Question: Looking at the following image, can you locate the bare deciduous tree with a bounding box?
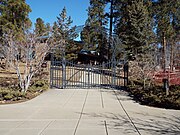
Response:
[129,46,158,89]
[1,29,63,93]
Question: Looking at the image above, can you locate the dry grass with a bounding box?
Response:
[0,61,50,87]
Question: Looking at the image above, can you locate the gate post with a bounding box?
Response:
[50,59,53,88]
[111,59,116,88]
[62,57,66,89]
[124,62,129,87]
[50,53,54,88]
[88,64,90,89]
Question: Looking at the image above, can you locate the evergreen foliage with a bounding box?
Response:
[81,0,108,57]
[0,0,32,38]
[52,7,78,60]
[114,0,154,55]
[34,18,47,36]
[153,0,180,41]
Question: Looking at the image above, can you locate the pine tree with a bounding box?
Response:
[52,22,59,40]
[102,0,120,38]
[0,0,32,35]
[55,7,77,40]
[0,0,32,69]
[80,25,92,50]
[154,0,179,41]
[153,0,180,71]
[115,0,154,55]
[34,18,47,36]
[103,0,124,59]
[81,0,108,57]
[53,7,78,60]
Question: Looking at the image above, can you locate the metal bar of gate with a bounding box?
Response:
[71,62,72,88]
[84,65,86,88]
[50,61,52,88]
[57,64,59,88]
[55,61,57,87]
[82,65,84,88]
[90,66,92,88]
[81,65,82,88]
[85,65,86,88]
[88,65,90,89]
[69,62,70,88]
[100,64,102,88]
[50,58,126,89]
[50,61,54,88]
[72,62,74,88]
[80,65,83,88]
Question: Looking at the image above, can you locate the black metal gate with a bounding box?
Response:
[50,59,128,89]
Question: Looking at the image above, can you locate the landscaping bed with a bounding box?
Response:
[0,68,50,104]
[0,79,49,104]
[128,80,180,110]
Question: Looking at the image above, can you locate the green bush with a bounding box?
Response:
[0,88,25,101]
[128,81,180,109]
[4,93,14,100]
[29,80,49,92]
[0,80,49,102]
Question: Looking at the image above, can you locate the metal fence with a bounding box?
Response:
[50,59,128,89]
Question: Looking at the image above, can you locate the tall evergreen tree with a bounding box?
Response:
[115,0,154,55]
[0,0,32,35]
[0,0,7,38]
[34,18,47,36]
[103,0,120,38]
[153,0,179,42]
[53,7,78,60]
[45,23,51,35]
[80,25,91,50]
[81,0,108,57]
[153,0,180,70]
[55,7,77,41]
[103,0,124,59]
[52,22,59,40]
[0,0,32,69]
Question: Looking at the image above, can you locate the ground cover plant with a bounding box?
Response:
[0,79,49,104]
[0,67,49,104]
[128,80,180,110]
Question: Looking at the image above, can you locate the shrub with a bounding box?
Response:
[0,79,49,102]
[4,93,14,100]
[128,80,180,110]
[29,80,49,92]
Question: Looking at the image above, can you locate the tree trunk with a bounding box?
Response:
[20,78,31,93]
[108,0,113,59]
[163,35,169,96]
[5,56,10,69]
[163,36,166,72]
[170,40,174,71]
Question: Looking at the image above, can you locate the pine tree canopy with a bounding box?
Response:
[35,18,47,36]
[115,0,154,55]
[81,0,108,57]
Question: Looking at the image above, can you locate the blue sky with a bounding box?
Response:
[26,0,90,28]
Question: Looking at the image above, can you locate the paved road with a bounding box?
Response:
[0,89,179,135]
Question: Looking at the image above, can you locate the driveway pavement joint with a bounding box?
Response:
[0,89,179,135]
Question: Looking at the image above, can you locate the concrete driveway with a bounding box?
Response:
[0,89,179,135]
